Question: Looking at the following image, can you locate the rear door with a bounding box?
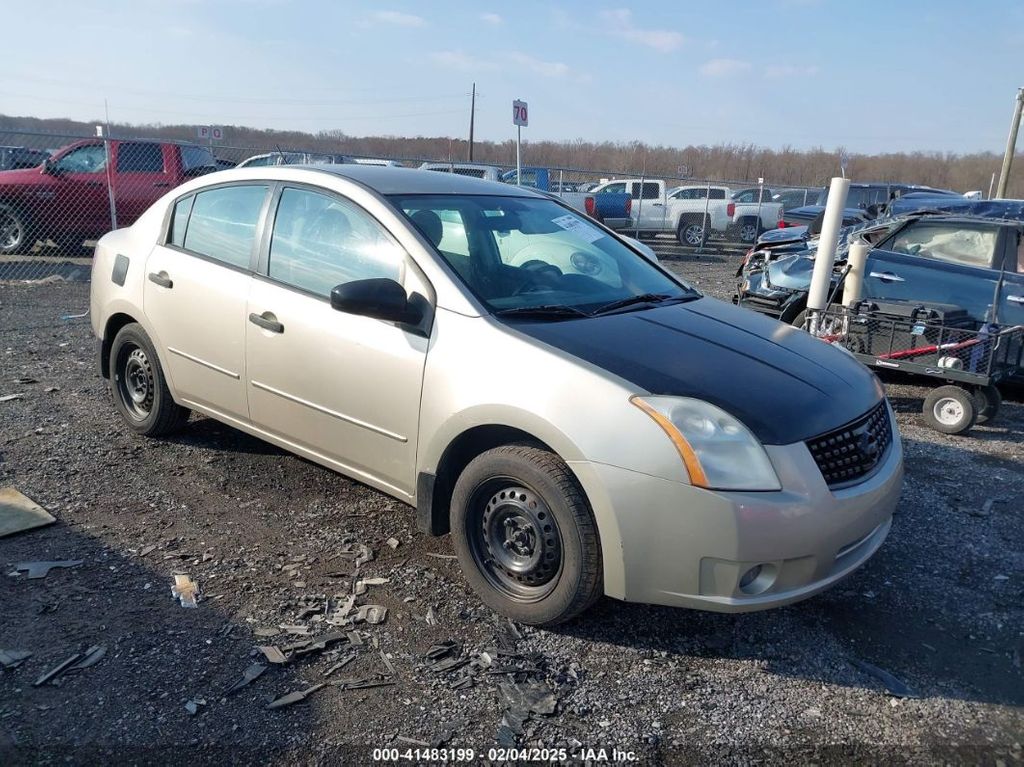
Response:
[113,142,174,226]
[144,183,270,423]
[629,181,665,230]
[863,220,1006,321]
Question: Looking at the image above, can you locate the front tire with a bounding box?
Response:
[110,323,189,436]
[450,444,602,626]
[922,385,975,435]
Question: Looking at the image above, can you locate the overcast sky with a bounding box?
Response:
[4,0,1023,154]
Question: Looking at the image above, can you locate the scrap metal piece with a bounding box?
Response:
[0,394,24,403]
[425,606,438,626]
[386,538,401,550]
[253,628,281,638]
[225,663,267,694]
[0,488,57,539]
[33,653,83,687]
[379,650,396,676]
[354,605,387,625]
[0,650,32,669]
[849,659,919,699]
[360,577,389,586]
[425,641,459,661]
[256,645,289,665]
[12,560,83,580]
[267,682,325,710]
[294,632,347,657]
[171,574,200,607]
[70,645,106,670]
[323,653,357,678]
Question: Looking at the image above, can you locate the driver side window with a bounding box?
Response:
[53,145,107,174]
[268,187,405,297]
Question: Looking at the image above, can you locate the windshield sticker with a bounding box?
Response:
[552,214,604,243]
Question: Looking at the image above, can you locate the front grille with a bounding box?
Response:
[806,401,892,488]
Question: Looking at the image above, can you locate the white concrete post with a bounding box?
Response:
[807,177,850,333]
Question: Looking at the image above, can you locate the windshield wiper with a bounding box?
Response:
[493,304,590,320]
[591,292,695,316]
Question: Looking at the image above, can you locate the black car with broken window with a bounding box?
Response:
[734,211,1024,334]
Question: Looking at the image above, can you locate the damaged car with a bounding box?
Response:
[735,213,1024,332]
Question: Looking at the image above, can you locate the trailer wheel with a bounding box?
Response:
[922,386,976,435]
[972,385,1001,424]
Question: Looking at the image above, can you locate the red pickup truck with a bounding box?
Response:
[0,139,217,254]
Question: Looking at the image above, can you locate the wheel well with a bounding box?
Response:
[677,213,707,228]
[417,425,553,536]
[100,313,138,378]
[780,297,807,324]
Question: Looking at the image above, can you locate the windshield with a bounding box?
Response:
[391,194,697,315]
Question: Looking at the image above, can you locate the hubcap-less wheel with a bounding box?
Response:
[469,482,563,602]
[118,347,155,421]
[932,396,965,427]
[683,223,704,246]
[0,210,25,251]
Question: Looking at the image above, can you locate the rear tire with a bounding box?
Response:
[922,385,975,435]
[450,444,602,626]
[677,216,708,247]
[973,385,1001,424]
[0,205,38,255]
[110,323,189,437]
[737,217,761,244]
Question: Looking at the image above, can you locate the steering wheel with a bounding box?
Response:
[511,259,563,296]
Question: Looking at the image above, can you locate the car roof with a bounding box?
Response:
[295,164,538,196]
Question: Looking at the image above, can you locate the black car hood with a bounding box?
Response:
[515,297,882,445]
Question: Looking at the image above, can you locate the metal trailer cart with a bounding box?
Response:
[813,304,1024,435]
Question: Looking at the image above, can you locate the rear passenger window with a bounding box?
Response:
[117,143,164,173]
[169,195,194,247]
[268,187,405,297]
[181,185,268,269]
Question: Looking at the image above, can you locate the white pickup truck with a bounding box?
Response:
[600,180,739,246]
[726,186,785,243]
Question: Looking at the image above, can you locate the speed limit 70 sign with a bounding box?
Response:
[512,100,528,127]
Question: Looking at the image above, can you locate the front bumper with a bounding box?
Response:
[570,411,903,612]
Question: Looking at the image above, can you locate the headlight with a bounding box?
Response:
[631,396,781,491]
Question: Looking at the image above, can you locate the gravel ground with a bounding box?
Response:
[0,244,1021,765]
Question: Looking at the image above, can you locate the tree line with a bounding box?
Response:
[0,113,1018,196]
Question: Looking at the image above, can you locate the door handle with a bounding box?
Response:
[148,271,173,289]
[651,203,664,207]
[1007,295,1024,304]
[249,312,284,334]
[153,182,171,188]
[869,271,905,283]
[85,181,105,188]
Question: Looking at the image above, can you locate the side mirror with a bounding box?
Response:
[330,278,422,325]
[41,157,55,175]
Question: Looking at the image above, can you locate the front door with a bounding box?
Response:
[245,186,429,497]
[46,142,112,237]
[144,183,269,423]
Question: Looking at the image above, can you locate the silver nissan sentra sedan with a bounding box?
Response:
[90,166,903,626]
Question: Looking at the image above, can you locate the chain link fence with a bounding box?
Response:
[0,127,821,285]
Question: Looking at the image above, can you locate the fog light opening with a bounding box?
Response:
[738,563,777,595]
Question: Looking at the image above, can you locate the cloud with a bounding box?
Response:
[430,49,574,79]
[699,58,751,77]
[505,52,570,78]
[372,10,426,27]
[429,50,494,72]
[764,63,820,78]
[480,12,503,25]
[598,10,683,53]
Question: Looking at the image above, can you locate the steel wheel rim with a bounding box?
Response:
[0,211,23,250]
[933,397,964,426]
[467,479,563,602]
[117,346,155,420]
[684,224,704,246]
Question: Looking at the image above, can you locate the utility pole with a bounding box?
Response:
[995,87,1024,199]
[468,82,476,162]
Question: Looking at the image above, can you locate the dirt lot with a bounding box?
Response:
[0,243,1021,765]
